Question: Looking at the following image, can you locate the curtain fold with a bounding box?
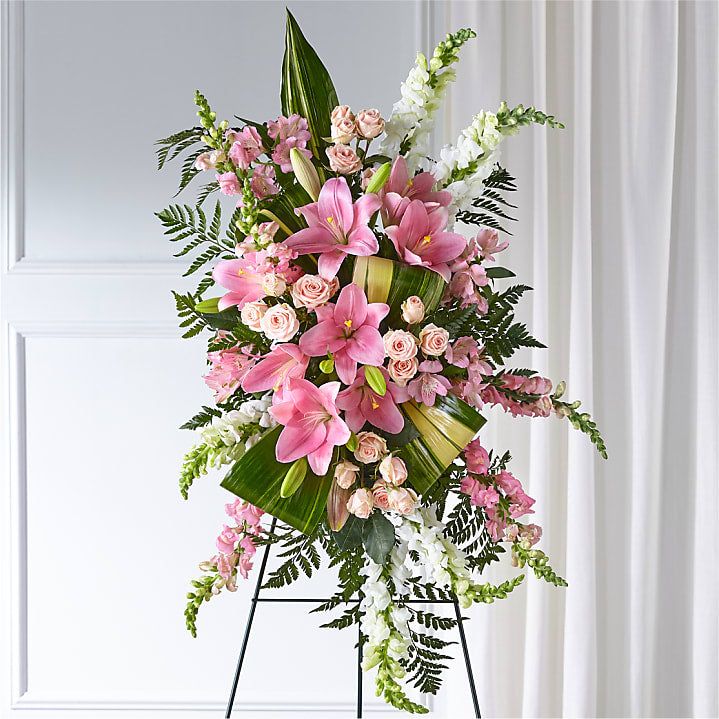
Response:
[442,1,718,716]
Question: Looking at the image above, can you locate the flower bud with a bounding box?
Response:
[326,480,352,532]
[290,147,321,201]
[319,358,335,374]
[365,162,391,194]
[280,457,308,498]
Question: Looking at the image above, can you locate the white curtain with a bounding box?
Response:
[438,1,719,717]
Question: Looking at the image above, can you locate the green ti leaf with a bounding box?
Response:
[361,511,395,564]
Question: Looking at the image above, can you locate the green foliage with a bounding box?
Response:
[362,511,395,564]
[512,544,568,587]
[553,395,608,459]
[496,101,565,134]
[262,524,323,590]
[412,610,457,632]
[180,405,221,431]
[179,444,212,500]
[155,126,207,196]
[456,166,518,234]
[403,628,453,695]
[173,291,211,339]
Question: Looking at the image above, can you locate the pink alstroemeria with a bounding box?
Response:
[241,343,309,393]
[407,360,452,407]
[270,378,351,475]
[299,284,388,385]
[336,367,409,434]
[380,156,451,226]
[285,178,381,279]
[385,200,466,281]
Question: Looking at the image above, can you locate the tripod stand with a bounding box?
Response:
[224,519,482,718]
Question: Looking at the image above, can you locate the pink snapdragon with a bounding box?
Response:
[216,525,239,555]
[299,284,388,385]
[464,438,490,475]
[380,156,451,226]
[285,178,382,279]
[228,126,264,169]
[336,367,408,434]
[268,114,312,172]
[406,359,452,406]
[203,346,256,403]
[241,343,309,393]
[479,374,554,418]
[225,499,264,534]
[385,200,466,281]
[217,171,241,196]
[270,378,351,475]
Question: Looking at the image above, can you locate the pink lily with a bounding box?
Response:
[284,177,382,279]
[407,360,452,407]
[299,284,388,385]
[212,253,266,310]
[270,378,351,476]
[336,367,409,434]
[241,344,309,393]
[380,156,451,226]
[385,200,467,282]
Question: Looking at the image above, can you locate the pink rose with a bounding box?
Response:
[291,274,334,309]
[401,296,425,324]
[372,481,391,510]
[326,144,362,174]
[387,357,418,386]
[240,301,267,331]
[334,460,360,489]
[346,487,374,519]
[260,303,299,342]
[419,324,449,356]
[387,486,417,515]
[379,455,407,486]
[356,109,385,139]
[353,431,388,464]
[383,329,418,361]
[261,273,287,297]
[217,171,241,196]
[330,105,357,144]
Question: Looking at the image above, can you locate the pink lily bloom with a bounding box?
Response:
[380,155,451,226]
[284,177,382,279]
[299,284,388,385]
[336,367,409,434]
[241,343,309,393]
[212,253,267,310]
[407,360,452,407]
[385,200,467,282]
[270,378,351,476]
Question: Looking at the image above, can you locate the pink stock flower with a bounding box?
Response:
[217,171,241,196]
[385,200,466,281]
[216,525,238,555]
[228,126,264,169]
[380,156,451,226]
[250,165,279,199]
[407,359,452,407]
[336,367,408,434]
[299,284,388,385]
[284,178,382,279]
[204,346,256,403]
[476,228,509,262]
[269,378,351,475]
[241,343,309,393]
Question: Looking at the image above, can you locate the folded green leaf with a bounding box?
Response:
[332,513,364,551]
[281,10,339,173]
[398,395,486,495]
[351,256,446,326]
[221,427,332,533]
[362,511,395,564]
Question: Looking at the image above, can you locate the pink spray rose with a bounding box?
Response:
[353,431,388,464]
[330,105,357,144]
[383,329,418,361]
[291,274,335,309]
[326,144,362,175]
[356,109,385,139]
[401,296,425,324]
[387,486,418,515]
[388,357,419,386]
[371,481,391,510]
[346,488,374,518]
[379,455,408,486]
[240,301,268,331]
[260,304,299,342]
[419,324,450,356]
[334,460,360,489]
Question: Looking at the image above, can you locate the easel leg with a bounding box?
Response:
[224,518,277,718]
[357,623,363,718]
[453,598,482,719]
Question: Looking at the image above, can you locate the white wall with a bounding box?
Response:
[0,2,445,717]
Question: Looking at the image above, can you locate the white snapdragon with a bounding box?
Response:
[432,110,505,215]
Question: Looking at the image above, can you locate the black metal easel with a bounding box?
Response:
[224,519,482,718]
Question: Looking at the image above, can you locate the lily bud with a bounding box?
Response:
[290,147,321,201]
[365,162,391,194]
[319,358,335,374]
[364,366,387,396]
[280,457,308,498]
[346,433,358,452]
[194,297,221,314]
[326,480,352,532]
